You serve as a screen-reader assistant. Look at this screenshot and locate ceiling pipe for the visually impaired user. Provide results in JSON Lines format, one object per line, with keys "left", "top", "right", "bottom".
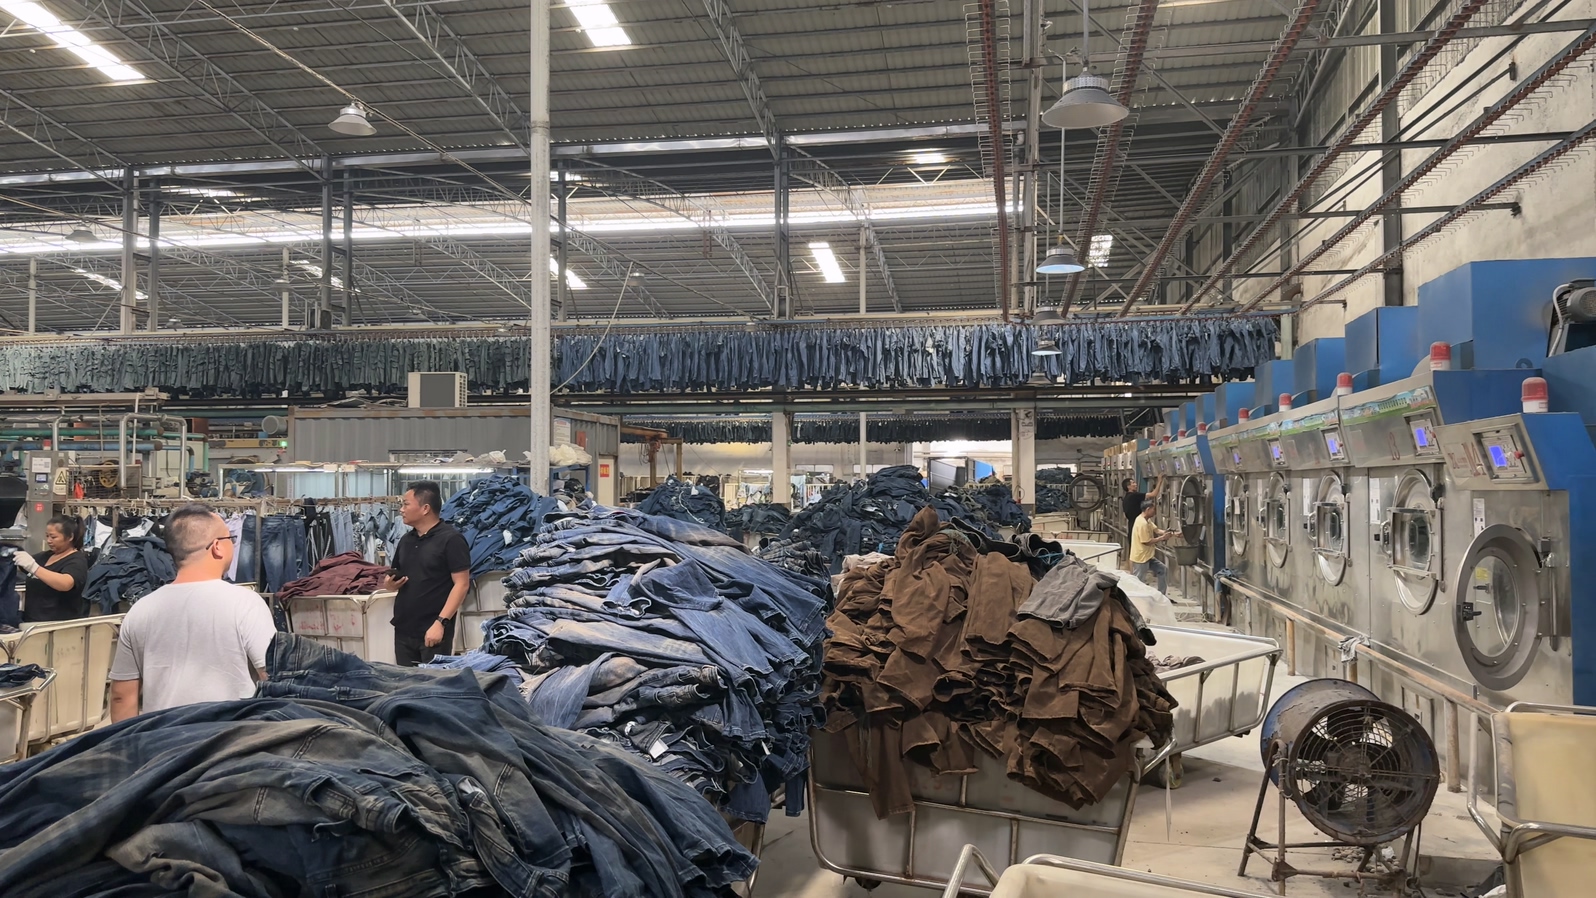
{"left": 1059, "top": 0, "right": 1161, "bottom": 318}
{"left": 1116, "top": 0, "right": 1324, "bottom": 318}
{"left": 976, "top": 0, "right": 1013, "bottom": 322}
{"left": 1239, "top": 22, "right": 1596, "bottom": 313}
{"left": 1180, "top": 0, "right": 1493, "bottom": 314}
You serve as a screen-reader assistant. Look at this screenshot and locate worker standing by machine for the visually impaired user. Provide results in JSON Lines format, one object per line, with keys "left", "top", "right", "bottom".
{"left": 1120, "top": 474, "right": 1163, "bottom": 561}
{"left": 16, "top": 516, "right": 89, "bottom": 623}
{"left": 1130, "top": 499, "right": 1173, "bottom": 594}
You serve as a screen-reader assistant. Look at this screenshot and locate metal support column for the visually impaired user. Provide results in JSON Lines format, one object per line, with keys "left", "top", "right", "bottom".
{"left": 120, "top": 168, "right": 137, "bottom": 334}
{"left": 528, "top": 0, "right": 553, "bottom": 475}
{"left": 27, "top": 257, "right": 36, "bottom": 333}
{"left": 1013, "top": 406, "right": 1037, "bottom": 510}
{"left": 343, "top": 168, "right": 355, "bottom": 325}
{"left": 556, "top": 165, "right": 569, "bottom": 321}
{"left": 280, "top": 248, "right": 292, "bottom": 329}
{"left": 319, "top": 156, "right": 333, "bottom": 328}
{"left": 1380, "top": 0, "right": 1404, "bottom": 306}
{"left": 772, "top": 412, "right": 792, "bottom": 505}
{"left": 858, "top": 412, "right": 868, "bottom": 482}
{"left": 773, "top": 145, "right": 792, "bottom": 318}
{"left": 1021, "top": 0, "right": 1041, "bottom": 316}
{"left": 858, "top": 227, "right": 868, "bottom": 314}
{"left": 146, "top": 180, "right": 160, "bottom": 330}
{"left": 1221, "top": 169, "right": 1235, "bottom": 304}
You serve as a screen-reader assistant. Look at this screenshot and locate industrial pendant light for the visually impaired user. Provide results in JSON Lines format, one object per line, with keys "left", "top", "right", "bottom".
{"left": 1037, "top": 244, "right": 1084, "bottom": 274}
{"left": 1032, "top": 306, "right": 1063, "bottom": 325}
{"left": 1032, "top": 338, "right": 1062, "bottom": 357}
{"left": 1040, "top": 0, "right": 1127, "bottom": 129}
{"left": 329, "top": 103, "right": 376, "bottom": 136}
{"left": 66, "top": 227, "right": 96, "bottom": 244}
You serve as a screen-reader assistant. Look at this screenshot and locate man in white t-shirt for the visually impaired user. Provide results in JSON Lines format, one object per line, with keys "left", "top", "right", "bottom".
{"left": 109, "top": 503, "right": 279, "bottom": 722}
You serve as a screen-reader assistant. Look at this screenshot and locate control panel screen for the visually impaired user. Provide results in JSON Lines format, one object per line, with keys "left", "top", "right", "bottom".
{"left": 1408, "top": 414, "right": 1439, "bottom": 455}
{"left": 1414, "top": 426, "right": 1431, "bottom": 449}
{"left": 1488, "top": 444, "right": 1509, "bottom": 469}
{"left": 1268, "top": 441, "right": 1284, "bottom": 464}
{"left": 1174, "top": 457, "right": 1185, "bottom": 473}
{"left": 1194, "top": 454, "right": 1204, "bottom": 473}
{"left": 1324, "top": 430, "right": 1346, "bottom": 461}
{"left": 1232, "top": 450, "right": 1243, "bottom": 466}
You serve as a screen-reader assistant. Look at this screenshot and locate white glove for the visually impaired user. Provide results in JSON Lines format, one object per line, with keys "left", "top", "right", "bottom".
{"left": 14, "top": 551, "right": 38, "bottom": 574}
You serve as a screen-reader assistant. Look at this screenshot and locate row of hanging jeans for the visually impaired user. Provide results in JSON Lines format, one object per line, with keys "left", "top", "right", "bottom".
{"left": 231, "top": 513, "right": 309, "bottom": 594}
{"left": 622, "top": 413, "right": 1127, "bottom": 446}
{"left": 0, "top": 318, "right": 1277, "bottom": 396}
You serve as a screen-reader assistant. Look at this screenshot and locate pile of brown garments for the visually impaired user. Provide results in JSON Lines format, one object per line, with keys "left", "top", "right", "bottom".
{"left": 276, "top": 551, "right": 391, "bottom": 600}
{"left": 821, "top": 507, "right": 1176, "bottom": 817}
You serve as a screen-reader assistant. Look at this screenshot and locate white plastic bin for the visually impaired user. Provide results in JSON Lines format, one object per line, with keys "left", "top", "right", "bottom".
{"left": 2, "top": 616, "right": 122, "bottom": 747}
{"left": 1147, "top": 626, "right": 1281, "bottom": 756}
{"left": 1056, "top": 540, "right": 1121, "bottom": 572}
{"left": 286, "top": 591, "right": 396, "bottom": 664}
{"left": 459, "top": 572, "right": 509, "bottom": 652}
{"left": 944, "top": 848, "right": 1274, "bottom": 898}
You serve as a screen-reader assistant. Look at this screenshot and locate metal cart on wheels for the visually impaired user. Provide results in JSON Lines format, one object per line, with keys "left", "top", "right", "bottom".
{"left": 1467, "top": 702, "right": 1596, "bottom": 898}
{"left": 0, "top": 668, "right": 57, "bottom": 764}
{"left": 809, "top": 626, "right": 1281, "bottom": 893}
{"left": 940, "top": 846, "right": 1275, "bottom": 898}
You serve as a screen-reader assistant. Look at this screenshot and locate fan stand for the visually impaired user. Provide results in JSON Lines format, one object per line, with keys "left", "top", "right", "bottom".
{"left": 1238, "top": 755, "right": 1421, "bottom": 896}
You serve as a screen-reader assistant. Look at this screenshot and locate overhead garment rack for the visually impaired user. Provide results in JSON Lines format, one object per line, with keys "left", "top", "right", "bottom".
{"left": 621, "top": 413, "right": 1132, "bottom": 445}
{"left": 0, "top": 318, "right": 1278, "bottom": 398}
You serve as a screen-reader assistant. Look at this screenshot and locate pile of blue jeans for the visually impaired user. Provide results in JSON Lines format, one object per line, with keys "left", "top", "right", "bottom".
{"left": 1035, "top": 468, "right": 1076, "bottom": 514}
{"left": 938, "top": 480, "right": 1031, "bottom": 532}
{"left": 232, "top": 514, "right": 309, "bottom": 594}
{"left": 437, "top": 508, "right": 827, "bottom": 823}
{"left": 635, "top": 477, "right": 726, "bottom": 533}
{"left": 0, "top": 634, "right": 755, "bottom": 898}
{"left": 729, "top": 503, "right": 791, "bottom": 541}
{"left": 440, "top": 474, "right": 573, "bottom": 575}
{"left": 758, "top": 465, "right": 1001, "bottom": 574}
{"left": 82, "top": 535, "right": 176, "bottom": 613}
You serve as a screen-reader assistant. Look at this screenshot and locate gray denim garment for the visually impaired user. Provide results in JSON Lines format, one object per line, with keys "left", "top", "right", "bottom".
{"left": 1017, "top": 553, "right": 1155, "bottom": 643}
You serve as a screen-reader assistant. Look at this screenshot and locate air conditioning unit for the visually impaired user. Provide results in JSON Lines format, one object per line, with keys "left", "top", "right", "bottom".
{"left": 407, "top": 372, "right": 468, "bottom": 408}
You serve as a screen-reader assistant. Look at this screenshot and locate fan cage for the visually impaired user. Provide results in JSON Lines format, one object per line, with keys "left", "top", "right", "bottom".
{"left": 1284, "top": 700, "right": 1440, "bottom": 846}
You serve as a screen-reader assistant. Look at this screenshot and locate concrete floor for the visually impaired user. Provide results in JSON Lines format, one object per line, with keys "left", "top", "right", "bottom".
{"left": 754, "top": 674, "right": 1502, "bottom": 898}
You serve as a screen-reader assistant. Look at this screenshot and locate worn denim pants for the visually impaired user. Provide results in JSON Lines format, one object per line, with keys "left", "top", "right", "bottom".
{"left": 1133, "top": 557, "right": 1168, "bottom": 594}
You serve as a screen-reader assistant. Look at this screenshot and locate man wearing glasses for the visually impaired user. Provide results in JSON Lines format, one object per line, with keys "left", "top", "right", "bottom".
{"left": 109, "top": 503, "right": 279, "bottom": 721}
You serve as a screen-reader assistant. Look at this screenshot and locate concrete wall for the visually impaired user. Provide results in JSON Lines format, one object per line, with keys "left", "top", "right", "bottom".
{"left": 1208, "top": 2, "right": 1596, "bottom": 344}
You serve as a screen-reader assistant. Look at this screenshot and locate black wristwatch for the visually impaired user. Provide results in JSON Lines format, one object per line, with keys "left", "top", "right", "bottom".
{"left": 435, "top": 616, "right": 452, "bottom": 625}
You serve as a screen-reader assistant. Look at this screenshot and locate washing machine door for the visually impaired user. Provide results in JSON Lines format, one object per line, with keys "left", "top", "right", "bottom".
{"left": 1309, "top": 472, "right": 1349, "bottom": 586}
{"left": 1263, "top": 472, "right": 1290, "bottom": 569}
{"left": 1225, "top": 474, "right": 1250, "bottom": 559}
{"left": 1454, "top": 524, "right": 1544, "bottom": 691}
{"left": 1068, "top": 473, "right": 1106, "bottom": 513}
{"left": 1385, "top": 468, "right": 1441, "bottom": 614}
{"left": 1178, "top": 474, "right": 1207, "bottom": 545}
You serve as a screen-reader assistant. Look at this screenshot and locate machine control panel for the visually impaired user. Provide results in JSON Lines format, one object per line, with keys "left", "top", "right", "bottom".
{"left": 1323, "top": 428, "right": 1347, "bottom": 463}
{"left": 1476, "top": 427, "right": 1537, "bottom": 483}
{"left": 1407, "top": 414, "right": 1439, "bottom": 456}
{"left": 1268, "top": 439, "right": 1286, "bottom": 467}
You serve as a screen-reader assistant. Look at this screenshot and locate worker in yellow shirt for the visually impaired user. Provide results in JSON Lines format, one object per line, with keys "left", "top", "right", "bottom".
{"left": 1130, "top": 499, "right": 1172, "bottom": 593}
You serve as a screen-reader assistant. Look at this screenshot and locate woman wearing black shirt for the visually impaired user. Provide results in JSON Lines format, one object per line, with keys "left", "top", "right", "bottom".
{"left": 17, "top": 516, "right": 89, "bottom": 623}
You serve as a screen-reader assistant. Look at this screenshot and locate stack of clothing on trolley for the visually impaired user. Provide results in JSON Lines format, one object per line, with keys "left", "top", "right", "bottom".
{"left": 727, "top": 503, "right": 791, "bottom": 543}
{"left": 276, "top": 552, "right": 392, "bottom": 600}
{"left": 937, "top": 478, "right": 1031, "bottom": 533}
{"left": 428, "top": 508, "right": 828, "bottom": 824}
{"left": 1034, "top": 467, "right": 1076, "bottom": 514}
{"left": 757, "top": 465, "right": 1006, "bottom": 575}
{"left": 440, "top": 474, "right": 576, "bottom": 575}
{"left": 635, "top": 476, "right": 727, "bottom": 533}
{"left": 0, "top": 635, "right": 755, "bottom": 897}
{"left": 821, "top": 507, "right": 1176, "bottom": 817}
{"left": 82, "top": 535, "right": 175, "bottom": 613}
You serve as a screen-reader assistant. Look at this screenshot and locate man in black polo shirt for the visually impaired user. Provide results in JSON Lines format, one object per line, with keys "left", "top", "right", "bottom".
{"left": 384, "top": 480, "right": 471, "bottom": 666}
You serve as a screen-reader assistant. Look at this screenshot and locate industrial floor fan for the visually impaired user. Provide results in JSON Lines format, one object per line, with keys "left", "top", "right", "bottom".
{"left": 1240, "top": 679, "right": 1440, "bottom": 895}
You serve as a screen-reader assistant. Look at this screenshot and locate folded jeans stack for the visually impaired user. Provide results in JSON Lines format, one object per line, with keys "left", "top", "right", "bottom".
{"left": 939, "top": 480, "right": 1031, "bottom": 533}
{"left": 821, "top": 507, "right": 1176, "bottom": 818}
{"left": 436, "top": 508, "right": 827, "bottom": 823}
{"left": 440, "top": 474, "right": 574, "bottom": 576}
{"left": 1035, "top": 467, "right": 1076, "bottom": 514}
{"left": 728, "top": 503, "right": 791, "bottom": 541}
{"left": 0, "top": 634, "right": 756, "bottom": 898}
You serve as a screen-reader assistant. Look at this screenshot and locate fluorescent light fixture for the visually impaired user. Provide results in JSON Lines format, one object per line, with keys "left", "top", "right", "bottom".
{"left": 396, "top": 466, "right": 494, "bottom": 475}
{"left": 741, "top": 469, "right": 773, "bottom": 475}
{"left": 910, "top": 152, "right": 949, "bottom": 166}
{"left": 1089, "top": 234, "right": 1113, "bottom": 267}
{"left": 808, "top": 241, "right": 845, "bottom": 283}
{"left": 1, "top": 1, "right": 145, "bottom": 82}
{"left": 164, "top": 186, "right": 239, "bottom": 199}
{"left": 71, "top": 267, "right": 145, "bottom": 299}
{"left": 565, "top": 0, "right": 631, "bottom": 47}
{"left": 549, "top": 258, "right": 586, "bottom": 290}
{"left": 551, "top": 171, "right": 584, "bottom": 181}
{"left": 292, "top": 259, "right": 346, "bottom": 290}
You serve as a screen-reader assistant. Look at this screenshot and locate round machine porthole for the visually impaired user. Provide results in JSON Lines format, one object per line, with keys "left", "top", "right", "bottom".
{"left": 1311, "top": 473, "right": 1348, "bottom": 586}
{"left": 1454, "top": 524, "right": 1543, "bottom": 692}
{"left": 1390, "top": 469, "right": 1440, "bottom": 614}
{"left": 1226, "top": 475, "right": 1250, "bottom": 559}
{"left": 1069, "top": 474, "right": 1106, "bottom": 512}
{"left": 1265, "top": 473, "right": 1290, "bottom": 569}
{"left": 1179, "top": 475, "right": 1206, "bottom": 545}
